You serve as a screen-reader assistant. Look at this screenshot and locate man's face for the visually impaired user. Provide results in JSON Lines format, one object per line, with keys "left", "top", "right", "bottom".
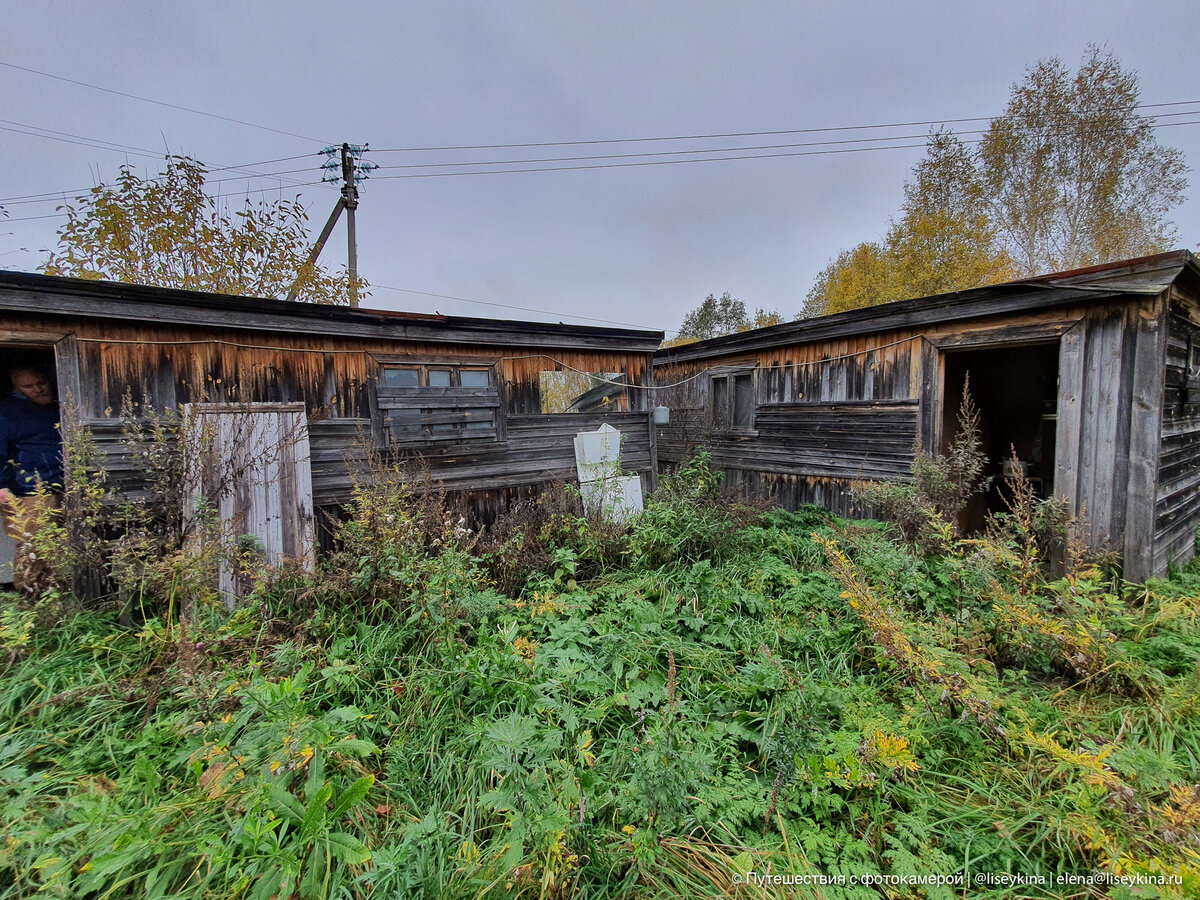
{"left": 12, "top": 371, "right": 53, "bottom": 406}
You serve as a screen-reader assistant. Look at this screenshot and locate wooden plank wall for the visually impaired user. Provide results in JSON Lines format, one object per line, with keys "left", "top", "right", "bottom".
{"left": 1154, "top": 284, "right": 1200, "bottom": 572}
{"left": 36, "top": 317, "right": 655, "bottom": 529}
{"left": 304, "top": 408, "right": 655, "bottom": 532}
{"left": 1044, "top": 297, "right": 1166, "bottom": 578}
{"left": 654, "top": 332, "right": 922, "bottom": 511}
{"left": 655, "top": 297, "right": 1181, "bottom": 578}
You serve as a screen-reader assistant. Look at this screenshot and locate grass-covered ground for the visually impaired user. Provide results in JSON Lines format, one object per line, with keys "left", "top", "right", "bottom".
{"left": 2, "top": 455, "right": 1200, "bottom": 898}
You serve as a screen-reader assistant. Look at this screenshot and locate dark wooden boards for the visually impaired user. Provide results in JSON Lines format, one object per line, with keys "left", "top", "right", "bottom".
{"left": 655, "top": 260, "right": 1200, "bottom": 580}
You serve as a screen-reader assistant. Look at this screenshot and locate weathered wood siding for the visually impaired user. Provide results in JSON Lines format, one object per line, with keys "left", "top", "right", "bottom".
{"left": 654, "top": 331, "right": 924, "bottom": 514}
{"left": 1154, "top": 284, "right": 1200, "bottom": 572}
{"left": 185, "top": 403, "right": 316, "bottom": 600}
{"left": 655, "top": 293, "right": 1180, "bottom": 579}
{"left": 2, "top": 310, "right": 655, "bottom": 525}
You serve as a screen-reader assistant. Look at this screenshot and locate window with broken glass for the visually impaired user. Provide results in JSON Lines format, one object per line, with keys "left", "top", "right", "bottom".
{"left": 538, "top": 371, "right": 629, "bottom": 414}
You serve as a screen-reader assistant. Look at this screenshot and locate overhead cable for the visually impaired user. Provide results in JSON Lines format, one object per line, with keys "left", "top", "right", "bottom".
{"left": 0, "top": 59, "right": 329, "bottom": 144}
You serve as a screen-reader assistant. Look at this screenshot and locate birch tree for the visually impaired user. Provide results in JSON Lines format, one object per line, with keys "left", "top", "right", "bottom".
{"left": 980, "top": 45, "right": 1187, "bottom": 274}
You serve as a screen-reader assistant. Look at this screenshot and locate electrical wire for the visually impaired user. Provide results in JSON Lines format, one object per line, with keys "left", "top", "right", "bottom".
{"left": 0, "top": 120, "right": 164, "bottom": 157}
{"left": 370, "top": 110, "right": 1200, "bottom": 172}
{"left": 0, "top": 59, "right": 329, "bottom": 144}
{"left": 370, "top": 139, "right": 935, "bottom": 179}
{"left": 4, "top": 103, "right": 1197, "bottom": 200}
{"left": 1, "top": 181, "right": 327, "bottom": 221}
{"left": 371, "top": 99, "right": 1200, "bottom": 153}
{"left": 369, "top": 283, "right": 663, "bottom": 331}
{"left": 0, "top": 168, "right": 328, "bottom": 209}
{"left": 0, "top": 154, "right": 322, "bottom": 205}
{"left": 372, "top": 118, "right": 1200, "bottom": 179}
{"left": 0, "top": 121, "right": 320, "bottom": 192}
{"left": 0, "top": 212, "right": 63, "bottom": 223}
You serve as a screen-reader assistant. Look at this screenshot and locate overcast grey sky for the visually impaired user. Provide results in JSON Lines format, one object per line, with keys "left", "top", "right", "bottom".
{"left": 2, "top": 1, "right": 1198, "bottom": 334}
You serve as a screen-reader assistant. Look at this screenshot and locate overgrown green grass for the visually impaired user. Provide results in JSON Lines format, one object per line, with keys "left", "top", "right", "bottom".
{"left": 3, "top": 459, "right": 1200, "bottom": 898}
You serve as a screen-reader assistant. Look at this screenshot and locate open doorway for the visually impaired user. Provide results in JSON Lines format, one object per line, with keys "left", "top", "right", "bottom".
{"left": 941, "top": 343, "right": 1059, "bottom": 534}
{"left": 0, "top": 344, "right": 60, "bottom": 588}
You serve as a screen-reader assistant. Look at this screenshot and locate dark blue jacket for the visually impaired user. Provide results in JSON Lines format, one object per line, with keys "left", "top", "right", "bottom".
{"left": 0, "top": 391, "right": 62, "bottom": 496}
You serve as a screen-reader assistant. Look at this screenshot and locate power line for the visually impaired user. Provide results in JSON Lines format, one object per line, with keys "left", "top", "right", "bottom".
{"left": 0, "top": 153, "right": 324, "bottom": 206}
{"left": 0, "top": 168, "right": 326, "bottom": 207}
{"left": 0, "top": 59, "right": 329, "bottom": 144}
{"left": 0, "top": 119, "right": 165, "bottom": 157}
{"left": 7, "top": 114, "right": 1197, "bottom": 207}
{"left": 1, "top": 182, "right": 327, "bottom": 222}
{"left": 372, "top": 110, "right": 1200, "bottom": 172}
{"left": 0, "top": 123, "right": 167, "bottom": 161}
{"left": 4, "top": 99, "right": 1198, "bottom": 203}
{"left": 370, "top": 139, "right": 936, "bottom": 179}
{"left": 0, "top": 164, "right": 327, "bottom": 208}
{"left": 370, "top": 118, "right": 1200, "bottom": 180}
{"left": 371, "top": 99, "right": 1200, "bottom": 153}
{"left": 0, "top": 212, "right": 63, "bottom": 223}
{"left": 370, "top": 283, "right": 663, "bottom": 331}
{"left": 0, "top": 120, "right": 321, "bottom": 191}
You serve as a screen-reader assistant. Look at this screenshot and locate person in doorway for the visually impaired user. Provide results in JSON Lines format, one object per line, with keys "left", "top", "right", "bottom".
{"left": 0, "top": 367, "right": 63, "bottom": 591}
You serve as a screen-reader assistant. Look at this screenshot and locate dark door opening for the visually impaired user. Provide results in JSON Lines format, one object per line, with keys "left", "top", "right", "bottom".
{"left": 0, "top": 344, "right": 61, "bottom": 587}
{"left": 941, "top": 343, "right": 1059, "bottom": 534}
{"left": 2, "top": 346, "right": 58, "bottom": 389}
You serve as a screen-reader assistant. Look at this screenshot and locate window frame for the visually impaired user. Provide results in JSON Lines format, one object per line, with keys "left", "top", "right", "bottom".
{"left": 373, "top": 357, "right": 505, "bottom": 444}
{"left": 380, "top": 363, "right": 494, "bottom": 390}
{"left": 709, "top": 369, "right": 757, "bottom": 433}
{"left": 536, "top": 369, "right": 631, "bottom": 415}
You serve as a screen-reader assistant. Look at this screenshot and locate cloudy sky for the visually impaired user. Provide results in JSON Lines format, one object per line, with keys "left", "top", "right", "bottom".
{"left": 2, "top": 1, "right": 1198, "bottom": 335}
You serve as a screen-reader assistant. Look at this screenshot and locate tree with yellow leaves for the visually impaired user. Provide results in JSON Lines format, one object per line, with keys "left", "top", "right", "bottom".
{"left": 803, "top": 130, "right": 1013, "bottom": 318}
{"left": 803, "top": 47, "right": 1185, "bottom": 318}
{"left": 42, "top": 156, "right": 361, "bottom": 305}
{"left": 980, "top": 44, "right": 1186, "bottom": 274}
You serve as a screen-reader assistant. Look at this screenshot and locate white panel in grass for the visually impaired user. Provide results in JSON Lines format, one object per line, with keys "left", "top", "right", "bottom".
{"left": 574, "top": 422, "right": 642, "bottom": 522}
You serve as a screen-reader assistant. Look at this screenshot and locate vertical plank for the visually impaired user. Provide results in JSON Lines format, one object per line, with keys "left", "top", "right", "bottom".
{"left": 918, "top": 339, "right": 940, "bottom": 452}
{"left": 1082, "top": 310, "right": 1123, "bottom": 544}
{"left": 646, "top": 408, "right": 659, "bottom": 494}
{"left": 1054, "top": 321, "right": 1085, "bottom": 512}
{"left": 185, "top": 403, "right": 315, "bottom": 603}
{"left": 53, "top": 334, "right": 83, "bottom": 419}
{"left": 1123, "top": 296, "right": 1167, "bottom": 581}
{"left": 1109, "top": 306, "right": 1139, "bottom": 541}
{"left": 292, "top": 412, "right": 316, "bottom": 570}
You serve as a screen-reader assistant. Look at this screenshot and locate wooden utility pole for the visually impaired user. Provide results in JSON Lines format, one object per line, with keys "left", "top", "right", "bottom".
{"left": 285, "top": 142, "right": 370, "bottom": 306}
{"left": 341, "top": 143, "right": 360, "bottom": 308}
{"left": 285, "top": 198, "right": 344, "bottom": 303}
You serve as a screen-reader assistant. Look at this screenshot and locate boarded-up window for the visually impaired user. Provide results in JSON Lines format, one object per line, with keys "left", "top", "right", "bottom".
{"left": 377, "top": 363, "right": 501, "bottom": 443}
{"left": 539, "top": 371, "right": 628, "bottom": 413}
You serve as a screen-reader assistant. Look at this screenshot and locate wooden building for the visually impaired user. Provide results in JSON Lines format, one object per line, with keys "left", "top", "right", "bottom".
{"left": 653, "top": 251, "right": 1200, "bottom": 581}
{"left": 0, "top": 271, "right": 662, "bottom": 577}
